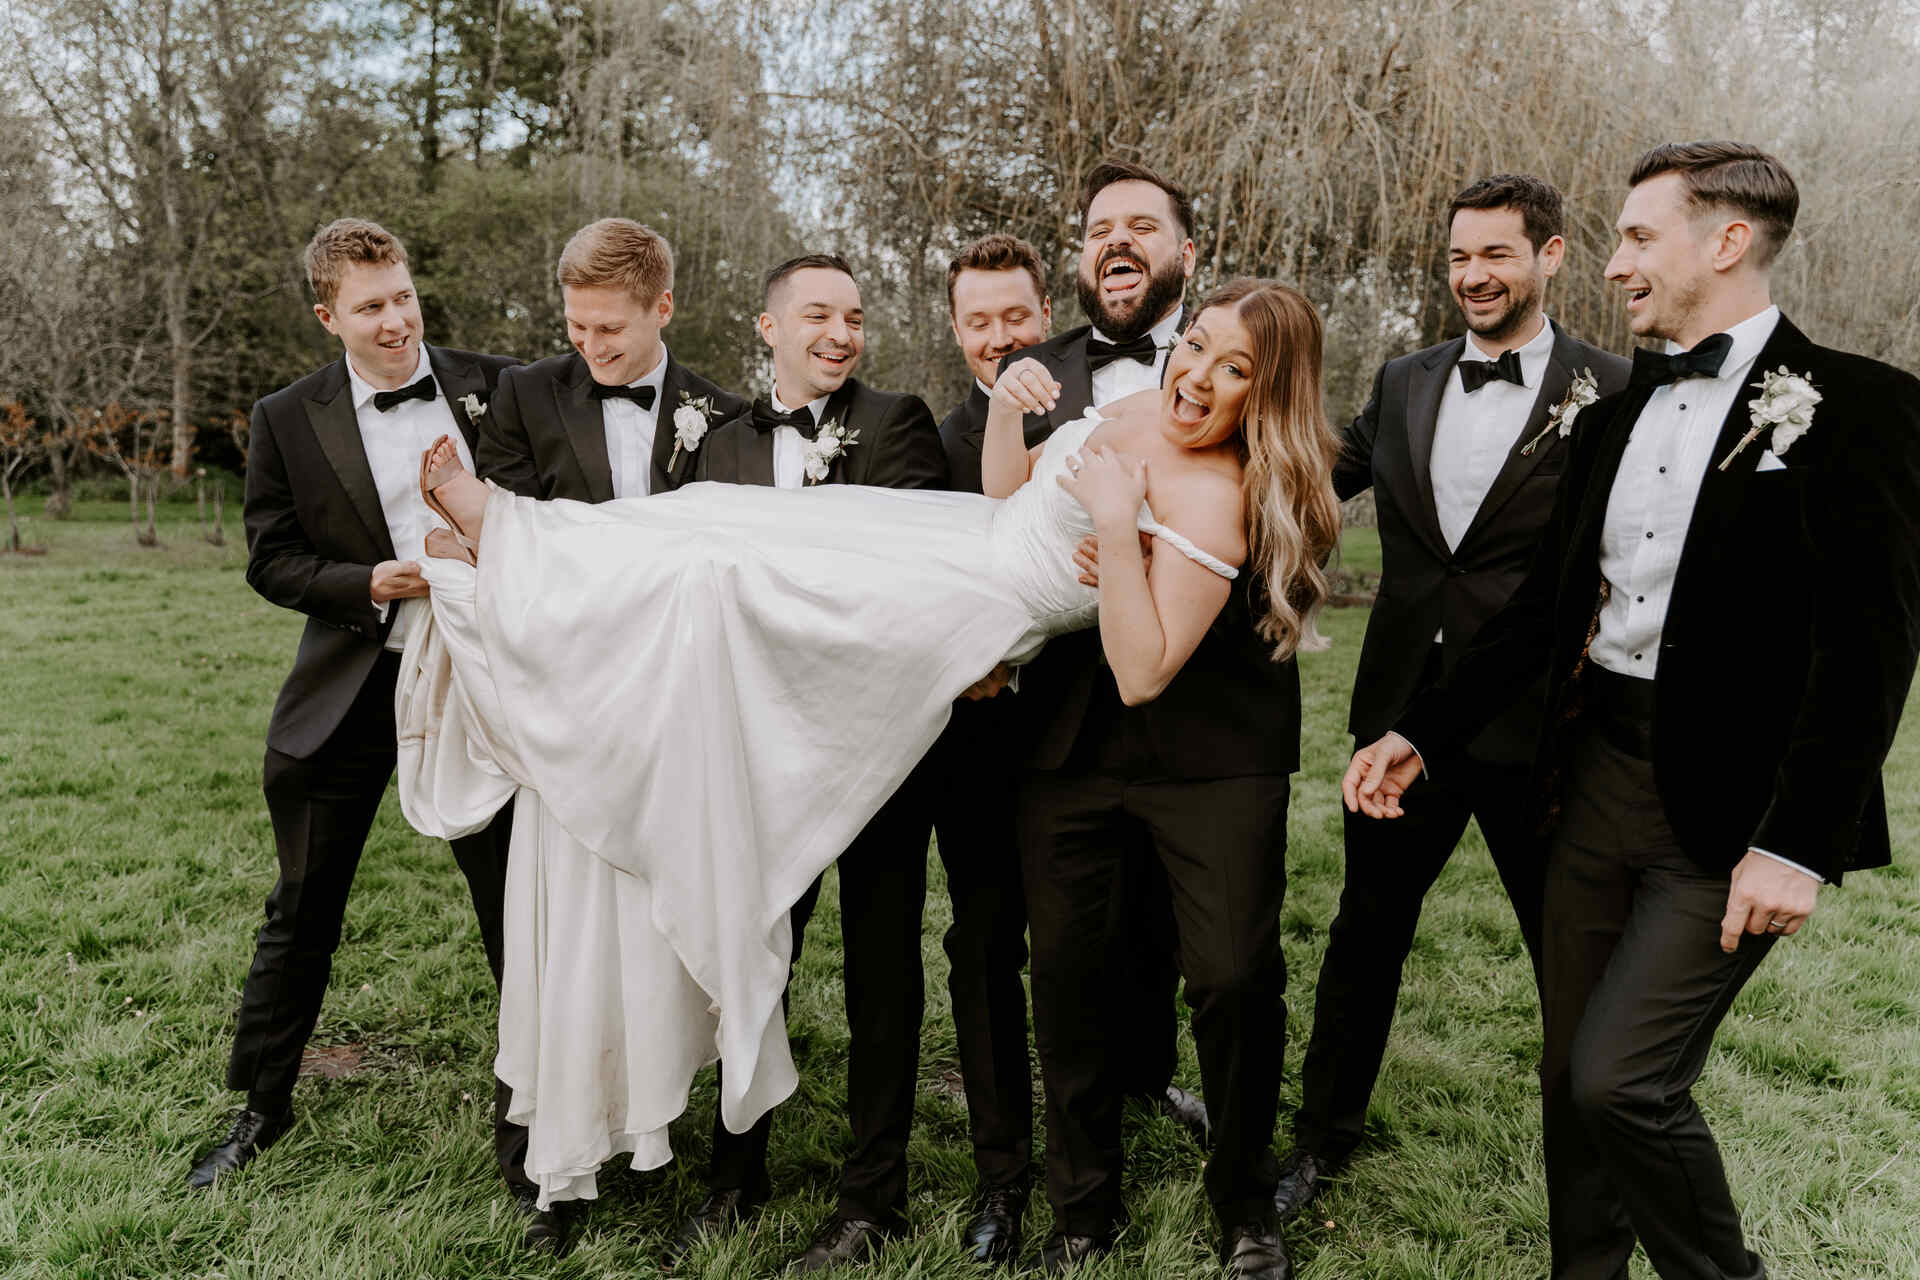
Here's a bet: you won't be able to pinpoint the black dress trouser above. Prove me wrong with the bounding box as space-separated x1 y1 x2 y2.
1541 722 1771 1280
225 650 530 1192
1020 758 1291 1234
1296 665 1545 1161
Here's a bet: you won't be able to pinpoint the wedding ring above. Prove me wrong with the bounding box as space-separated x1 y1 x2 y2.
1766 917 1787 931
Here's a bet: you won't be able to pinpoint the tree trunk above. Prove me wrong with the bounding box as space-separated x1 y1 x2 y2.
44 439 70 518
210 484 225 545
2 469 20 552
168 270 194 477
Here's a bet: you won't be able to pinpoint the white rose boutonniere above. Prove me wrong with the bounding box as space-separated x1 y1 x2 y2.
1718 367 1821 471
459 392 487 423
669 391 717 469
1520 367 1601 457
802 417 860 485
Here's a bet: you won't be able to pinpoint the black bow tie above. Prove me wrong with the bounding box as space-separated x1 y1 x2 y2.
372 375 436 413
1457 348 1524 393
1086 333 1164 372
751 399 820 440
589 382 657 411
1629 333 1734 390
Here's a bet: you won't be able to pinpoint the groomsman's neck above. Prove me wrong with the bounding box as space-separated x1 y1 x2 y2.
1672 280 1774 351
772 376 829 412
1465 310 1547 359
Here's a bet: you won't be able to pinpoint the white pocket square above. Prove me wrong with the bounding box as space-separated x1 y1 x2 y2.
1755 449 1787 472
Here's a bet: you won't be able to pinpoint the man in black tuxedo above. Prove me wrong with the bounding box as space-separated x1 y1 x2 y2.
1275 175 1630 1218
669 254 949 1273
475 217 746 502
1349 142 1920 1279
1011 161 1296 1278
187 219 546 1242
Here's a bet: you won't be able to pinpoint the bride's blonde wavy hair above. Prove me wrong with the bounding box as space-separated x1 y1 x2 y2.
1195 279 1342 662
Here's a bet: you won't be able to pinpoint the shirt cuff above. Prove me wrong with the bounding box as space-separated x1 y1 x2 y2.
1387 731 1428 780
373 598 390 624
1750 847 1826 884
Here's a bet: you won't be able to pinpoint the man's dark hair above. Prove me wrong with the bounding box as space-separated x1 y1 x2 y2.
1628 141 1798 267
1446 174 1565 252
945 233 1048 313
764 253 857 307
1078 160 1196 240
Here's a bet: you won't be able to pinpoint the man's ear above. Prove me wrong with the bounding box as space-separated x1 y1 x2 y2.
1712 220 1756 274
314 302 337 335
756 312 776 348
655 289 674 327
1538 234 1567 280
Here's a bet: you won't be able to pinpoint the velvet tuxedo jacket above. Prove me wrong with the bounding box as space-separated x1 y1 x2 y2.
243 344 518 759
474 350 747 501
995 326 1302 778
1337 325 1630 762
1397 316 1920 882
693 377 946 491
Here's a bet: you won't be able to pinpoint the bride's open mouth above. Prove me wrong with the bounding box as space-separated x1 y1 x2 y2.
1171 385 1209 425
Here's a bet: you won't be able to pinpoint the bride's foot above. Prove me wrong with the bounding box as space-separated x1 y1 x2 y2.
419 434 488 555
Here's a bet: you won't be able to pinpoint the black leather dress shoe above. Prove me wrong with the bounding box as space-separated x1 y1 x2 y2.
1158 1084 1212 1148
1221 1220 1293 1279
1034 1228 1116 1273
511 1186 570 1256
185 1107 293 1189
786 1214 897 1273
1271 1148 1331 1222
961 1179 1029 1265
666 1184 769 1267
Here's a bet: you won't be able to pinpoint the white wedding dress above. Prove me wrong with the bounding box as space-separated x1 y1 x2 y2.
393 412 1236 1206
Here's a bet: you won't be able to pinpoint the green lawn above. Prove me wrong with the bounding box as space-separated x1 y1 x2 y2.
3 506 1917 1279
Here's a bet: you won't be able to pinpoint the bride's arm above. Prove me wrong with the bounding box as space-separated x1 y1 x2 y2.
1061 449 1244 705
982 357 1060 498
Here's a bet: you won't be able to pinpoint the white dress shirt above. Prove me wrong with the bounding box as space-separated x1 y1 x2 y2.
347 347 473 651
1089 306 1185 408
768 388 829 490
1588 304 1813 881
1591 305 1780 679
603 345 671 500
1431 317 1558 553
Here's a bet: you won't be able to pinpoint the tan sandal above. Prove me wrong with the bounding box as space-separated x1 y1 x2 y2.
419 435 481 557
424 525 476 567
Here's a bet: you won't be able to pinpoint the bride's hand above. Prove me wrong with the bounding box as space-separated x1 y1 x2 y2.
988 357 1061 420
1058 445 1147 532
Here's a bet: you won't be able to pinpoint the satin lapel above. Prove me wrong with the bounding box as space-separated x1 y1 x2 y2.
652 357 687 491
1568 383 1654 570
558 357 615 503
1457 330 1579 548
960 390 1049 450
1049 333 1095 430
1403 340 1458 557
820 380 860 484
1669 316 1815 604
428 345 485 450
302 362 393 559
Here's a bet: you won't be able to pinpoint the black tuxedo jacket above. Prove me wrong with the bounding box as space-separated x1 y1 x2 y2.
694 377 946 491
244 344 518 759
1337 324 1630 762
1397 316 1920 882
474 350 747 501
995 326 1301 778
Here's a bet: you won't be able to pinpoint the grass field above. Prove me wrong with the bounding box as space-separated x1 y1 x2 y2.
3 502 1917 1279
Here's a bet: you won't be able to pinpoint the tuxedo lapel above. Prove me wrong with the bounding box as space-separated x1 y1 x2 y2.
1048 333 1095 429
558 356 616 504
428 345 486 450
820 381 860 484
1402 340 1458 557
1458 328 1579 547
1670 316 1815 603
960 385 1050 451
301 361 393 559
653 356 687 491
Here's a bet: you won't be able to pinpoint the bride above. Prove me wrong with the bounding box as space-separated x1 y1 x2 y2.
395 278 1339 1207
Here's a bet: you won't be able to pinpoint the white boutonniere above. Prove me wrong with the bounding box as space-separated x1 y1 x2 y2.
1519 367 1600 457
669 391 716 468
801 417 860 484
1717 367 1820 471
459 392 487 423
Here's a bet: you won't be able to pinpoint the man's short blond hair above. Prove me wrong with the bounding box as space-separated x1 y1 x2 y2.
306 218 408 309
557 218 675 304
